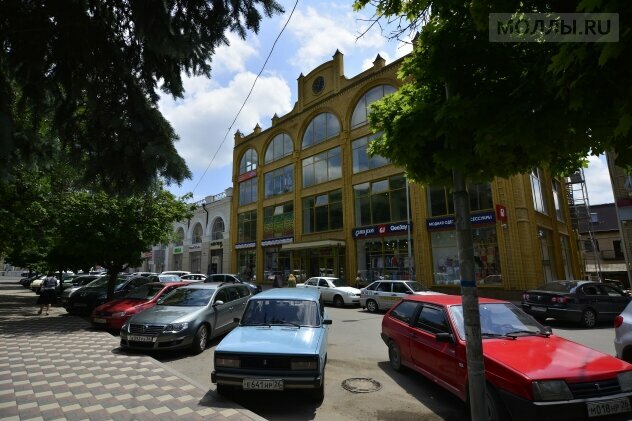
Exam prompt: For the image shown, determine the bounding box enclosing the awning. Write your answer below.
[282,239,345,251]
[585,263,629,272]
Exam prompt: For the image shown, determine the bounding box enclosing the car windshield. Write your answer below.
[536,281,579,293]
[241,299,321,327]
[158,288,215,306]
[449,303,546,340]
[405,281,426,292]
[125,284,165,300]
[158,275,180,282]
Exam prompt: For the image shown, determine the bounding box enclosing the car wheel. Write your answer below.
[333,295,344,308]
[486,384,509,421]
[366,299,379,313]
[312,372,325,403]
[388,340,403,372]
[191,324,209,355]
[582,309,597,328]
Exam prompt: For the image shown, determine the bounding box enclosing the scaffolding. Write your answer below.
[566,169,603,281]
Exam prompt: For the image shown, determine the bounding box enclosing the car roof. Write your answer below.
[401,294,508,306]
[146,282,189,287]
[252,287,320,301]
[180,282,223,289]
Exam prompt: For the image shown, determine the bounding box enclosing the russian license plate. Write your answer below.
[93,318,106,324]
[128,335,155,342]
[243,379,283,390]
[531,306,546,312]
[587,398,632,417]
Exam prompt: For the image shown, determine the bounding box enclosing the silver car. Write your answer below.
[615,300,632,363]
[360,280,443,313]
[296,277,361,307]
[120,283,251,354]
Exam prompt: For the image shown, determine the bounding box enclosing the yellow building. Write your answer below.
[230,51,582,299]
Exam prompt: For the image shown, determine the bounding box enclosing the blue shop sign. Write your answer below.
[426,211,496,231]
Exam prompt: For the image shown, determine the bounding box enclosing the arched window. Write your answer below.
[212,218,225,240]
[302,112,340,149]
[351,85,396,129]
[264,133,293,164]
[175,228,185,246]
[192,223,203,244]
[239,148,258,174]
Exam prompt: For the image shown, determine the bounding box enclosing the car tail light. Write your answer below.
[551,296,567,304]
[615,315,624,328]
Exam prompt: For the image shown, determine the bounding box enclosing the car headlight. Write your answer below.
[618,371,632,392]
[532,380,573,401]
[112,312,126,317]
[121,321,130,332]
[291,358,318,370]
[164,322,188,333]
[215,356,240,368]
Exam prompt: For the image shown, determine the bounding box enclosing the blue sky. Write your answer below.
[158,0,614,206]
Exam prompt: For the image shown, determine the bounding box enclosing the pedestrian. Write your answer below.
[288,272,296,287]
[37,272,57,315]
[355,272,363,288]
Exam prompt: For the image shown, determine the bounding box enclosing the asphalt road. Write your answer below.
[148,306,619,421]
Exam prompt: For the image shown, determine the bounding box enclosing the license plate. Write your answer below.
[531,306,546,312]
[587,397,631,417]
[128,335,155,342]
[93,318,106,324]
[243,379,283,390]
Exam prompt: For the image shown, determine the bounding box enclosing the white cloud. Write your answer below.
[584,154,614,205]
[211,32,260,75]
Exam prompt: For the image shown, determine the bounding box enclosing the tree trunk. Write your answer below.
[453,170,486,421]
[106,265,121,301]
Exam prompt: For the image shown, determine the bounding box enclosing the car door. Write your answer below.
[409,304,461,395]
[597,284,631,319]
[318,279,334,302]
[581,284,609,318]
[232,285,251,319]
[375,282,393,309]
[211,288,235,334]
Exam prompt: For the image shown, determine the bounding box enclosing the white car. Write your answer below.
[161,270,191,277]
[360,280,443,313]
[180,273,207,282]
[615,300,632,363]
[296,277,361,307]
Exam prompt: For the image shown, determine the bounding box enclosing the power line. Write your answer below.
[192,0,300,195]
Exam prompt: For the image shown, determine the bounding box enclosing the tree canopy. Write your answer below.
[0,0,283,193]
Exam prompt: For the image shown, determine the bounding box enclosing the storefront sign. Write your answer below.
[209,241,223,250]
[426,211,496,230]
[235,241,256,249]
[352,223,412,238]
[237,170,256,182]
[261,236,294,247]
[173,246,183,254]
[189,244,202,251]
[495,204,508,223]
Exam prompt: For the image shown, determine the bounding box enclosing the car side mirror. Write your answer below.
[213,300,224,306]
[435,332,454,344]
[543,326,553,335]
[323,319,333,325]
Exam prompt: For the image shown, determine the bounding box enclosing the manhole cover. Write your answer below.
[341,377,382,393]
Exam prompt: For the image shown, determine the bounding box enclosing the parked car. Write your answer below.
[360,280,442,313]
[382,294,632,421]
[59,275,103,300]
[615,300,632,363]
[206,273,262,294]
[296,277,361,307]
[91,282,188,331]
[120,282,252,354]
[161,270,191,277]
[21,273,43,288]
[65,276,153,314]
[148,274,182,283]
[522,280,631,328]
[212,288,331,401]
[180,273,207,282]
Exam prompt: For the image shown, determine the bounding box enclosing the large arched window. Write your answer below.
[351,85,396,129]
[192,223,203,244]
[175,228,185,246]
[239,148,258,174]
[264,133,293,164]
[302,112,340,149]
[212,218,225,240]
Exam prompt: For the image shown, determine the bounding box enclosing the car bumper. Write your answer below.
[91,316,127,331]
[119,332,194,351]
[345,296,360,305]
[212,371,323,390]
[522,304,582,323]
[499,389,632,421]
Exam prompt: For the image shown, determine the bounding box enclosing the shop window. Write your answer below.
[354,174,408,226]
[263,202,294,239]
[239,148,258,174]
[428,183,492,217]
[352,132,389,173]
[192,223,203,243]
[302,112,340,149]
[302,147,341,188]
[351,85,396,129]
[360,239,414,282]
[264,164,294,198]
[237,210,257,243]
[303,189,343,233]
[211,218,225,240]
[538,228,555,282]
[264,133,293,164]
[531,168,548,215]
[237,249,256,281]
[552,179,564,222]
[239,177,258,206]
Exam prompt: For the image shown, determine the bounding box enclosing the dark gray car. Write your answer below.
[119,283,252,354]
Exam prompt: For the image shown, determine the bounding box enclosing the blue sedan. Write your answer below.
[211,288,331,402]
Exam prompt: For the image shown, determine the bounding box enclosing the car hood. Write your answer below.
[128,305,204,324]
[336,286,361,294]
[94,299,149,313]
[217,326,323,355]
[483,335,632,381]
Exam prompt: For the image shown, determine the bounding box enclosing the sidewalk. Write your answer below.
[0,277,265,420]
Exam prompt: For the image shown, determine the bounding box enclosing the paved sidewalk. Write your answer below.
[0,277,265,420]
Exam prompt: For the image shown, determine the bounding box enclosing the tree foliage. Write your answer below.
[0,0,283,193]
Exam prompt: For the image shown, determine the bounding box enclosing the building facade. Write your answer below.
[230,51,583,299]
[607,152,632,286]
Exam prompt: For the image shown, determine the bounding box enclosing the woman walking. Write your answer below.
[37,272,57,315]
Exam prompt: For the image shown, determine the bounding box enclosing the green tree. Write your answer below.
[0,0,283,193]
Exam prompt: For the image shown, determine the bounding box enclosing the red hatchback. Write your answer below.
[381,294,632,421]
[91,282,187,331]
